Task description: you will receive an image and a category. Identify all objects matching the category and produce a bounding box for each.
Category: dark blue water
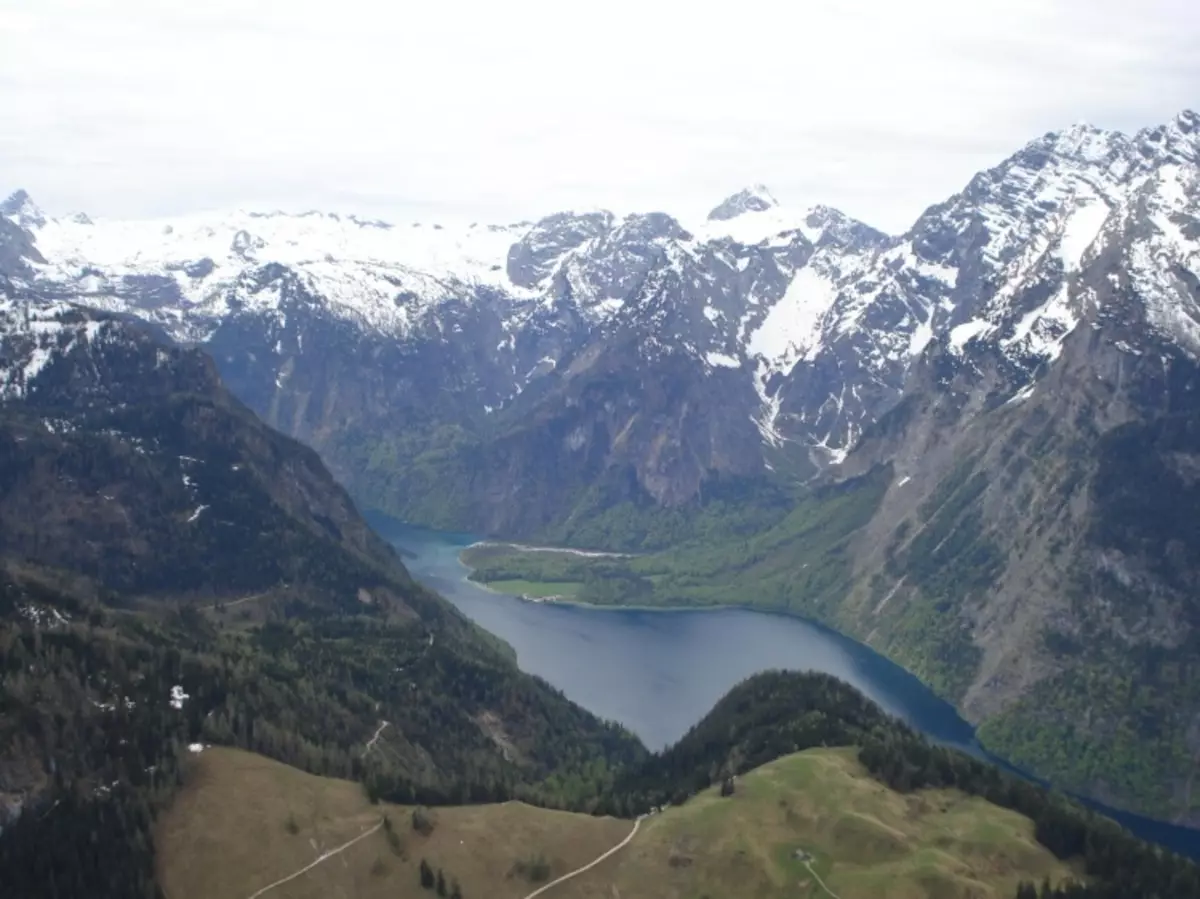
[372,517,1200,861]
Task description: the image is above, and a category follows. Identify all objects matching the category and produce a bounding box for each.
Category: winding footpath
[206,590,272,612]
[236,811,640,899]
[519,815,643,899]
[241,819,384,899]
[803,861,842,899]
[361,721,389,758]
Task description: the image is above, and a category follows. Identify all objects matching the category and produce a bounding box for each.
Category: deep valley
[4,105,1200,899]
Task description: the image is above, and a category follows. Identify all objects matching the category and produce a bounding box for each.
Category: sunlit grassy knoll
[559,747,1078,899]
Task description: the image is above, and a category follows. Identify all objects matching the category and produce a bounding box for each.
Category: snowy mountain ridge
[4,109,1200,474]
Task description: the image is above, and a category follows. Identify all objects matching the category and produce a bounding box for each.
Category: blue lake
[371,516,1200,861]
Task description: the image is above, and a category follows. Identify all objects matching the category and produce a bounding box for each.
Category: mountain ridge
[7,112,1197,532]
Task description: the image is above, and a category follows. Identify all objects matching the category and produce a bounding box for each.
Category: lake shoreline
[464,566,819,618]
[463,539,636,559]
[374,519,1200,857]
[456,544,1200,845]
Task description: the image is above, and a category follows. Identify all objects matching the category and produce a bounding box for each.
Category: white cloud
[2,0,1198,231]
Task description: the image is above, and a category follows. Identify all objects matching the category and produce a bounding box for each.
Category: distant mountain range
[4,112,1199,537]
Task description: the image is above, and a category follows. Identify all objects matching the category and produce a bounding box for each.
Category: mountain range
[3,109,1200,823]
[4,113,1200,538]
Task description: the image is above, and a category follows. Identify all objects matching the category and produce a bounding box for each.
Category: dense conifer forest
[3,592,1198,899]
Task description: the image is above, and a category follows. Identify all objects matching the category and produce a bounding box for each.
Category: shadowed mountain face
[0,288,645,844]
[0,292,408,600]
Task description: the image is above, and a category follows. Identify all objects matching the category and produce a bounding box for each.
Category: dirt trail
[241,819,383,899]
[206,590,271,611]
[361,721,389,758]
[519,816,643,899]
[804,861,842,899]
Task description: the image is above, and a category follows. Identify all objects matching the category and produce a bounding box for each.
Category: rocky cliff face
[831,160,1200,822]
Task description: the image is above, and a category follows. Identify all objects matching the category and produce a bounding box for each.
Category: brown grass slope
[158,747,1075,899]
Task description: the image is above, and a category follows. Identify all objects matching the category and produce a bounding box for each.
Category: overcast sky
[3,0,1198,231]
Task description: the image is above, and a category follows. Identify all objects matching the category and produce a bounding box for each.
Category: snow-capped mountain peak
[1,189,46,230]
[3,110,1199,481]
[706,184,779,221]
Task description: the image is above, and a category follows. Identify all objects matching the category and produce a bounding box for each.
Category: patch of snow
[706,351,740,368]
[17,603,71,629]
[1005,383,1038,405]
[188,743,207,754]
[169,685,189,710]
[186,505,209,523]
[694,203,809,246]
[816,439,850,465]
[1003,283,1079,361]
[1057,197,1110,272]
[948,319,991,352]
[747,265,840,373]
[906,315,934,358]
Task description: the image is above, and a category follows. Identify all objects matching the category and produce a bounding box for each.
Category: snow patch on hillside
[0,300,118,398]
[706,351,741,369]
[1058,196,1111,272]
[949,319,991,352]
[747,266,840,373]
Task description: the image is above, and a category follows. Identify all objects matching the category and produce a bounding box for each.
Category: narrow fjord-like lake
[372,517,1200,860]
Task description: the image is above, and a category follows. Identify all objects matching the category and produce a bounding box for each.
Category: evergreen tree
[419,858,435,890]
[436,868,447,897]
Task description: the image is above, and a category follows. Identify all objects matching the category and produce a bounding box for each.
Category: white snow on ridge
[30,209,536,337]
[1120,166,1200,358]
[35,209,524,286]
[694,203,813,246]
[18,604,71,629]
